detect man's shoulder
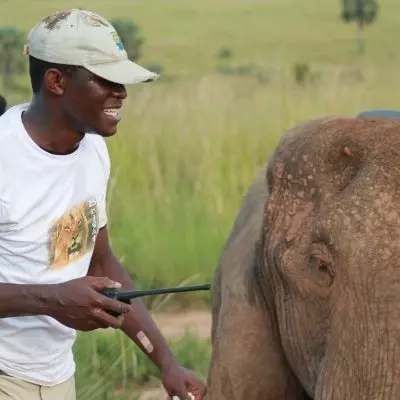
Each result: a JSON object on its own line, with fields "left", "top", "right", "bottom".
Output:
{"left": 84, "top": 133, "right": 109, "bottom": 160}
{"left": 83, "top": 133, "right": 110, "bottom": 176}
{"left": 85, "top": 132, "right": 108, "bottom": 148}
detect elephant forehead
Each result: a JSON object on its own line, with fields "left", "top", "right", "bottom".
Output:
{"left": 269, "top": 116, "right": 400, "bottom": 183}
{"left": 328, "top": 188, "right": 400, "bottom": 254}
{"left": 266, "top": 117, "right": 400, "bottom": 255}
{"left": 268, "top": 116, "right": 400, "bottom": 206}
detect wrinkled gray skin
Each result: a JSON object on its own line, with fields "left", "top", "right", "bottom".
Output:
{"left": 206, "top": 116, "right": 400, "bottom": 399}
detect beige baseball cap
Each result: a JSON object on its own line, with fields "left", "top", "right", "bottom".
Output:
{"left": 24, "top": 8, "right": 159, "bottom": 85}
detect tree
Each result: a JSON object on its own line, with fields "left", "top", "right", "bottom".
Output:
{"left": 0, "top": 27, "right": 26, "bottom": 92}
{"left": 341, "top": 0, "right": 378, "bottom": 54}
{"left": 110, "top": 18, "right": 144, "bottom": 62}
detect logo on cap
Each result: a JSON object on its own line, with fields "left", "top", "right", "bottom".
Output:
{"left": 111, "top": 31, "right": 125, "bottom": 51}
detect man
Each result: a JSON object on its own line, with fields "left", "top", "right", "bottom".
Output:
{"left": 0, "top": 8, "right": 206, "bottom": 400}
{"left": 0, "top": 95, "right": 6, "bottom": 116}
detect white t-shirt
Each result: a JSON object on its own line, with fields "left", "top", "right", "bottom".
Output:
{"left": 0, "top": 103, "right": 110, "bottom": 386}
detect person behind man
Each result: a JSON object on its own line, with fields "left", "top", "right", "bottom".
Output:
{"left": 0, "top": 8, "right": 206, "bottom": 400}
{"left": 0, "top": 95, "right": 6, "bottom": 116}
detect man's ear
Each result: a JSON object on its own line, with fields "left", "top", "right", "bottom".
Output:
{"left": 43, "top": 69, "right": 66, "bottom": 96}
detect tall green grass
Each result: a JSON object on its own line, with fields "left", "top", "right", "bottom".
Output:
{"left": 74, "top": 329, "right": 210, "bottom": 400}
{"left": 105, "top": 75, "right": 282, "bottom": 306}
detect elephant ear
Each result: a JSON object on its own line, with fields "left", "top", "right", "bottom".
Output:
{"left": 207, "top": 164, "right": 307, "bottom": 400}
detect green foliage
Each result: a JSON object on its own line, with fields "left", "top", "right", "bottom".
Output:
{"left": 216, "top": 46, "right": 233, "bottom": 60}
{"left": 110, "top": 18, "right": 144, "bottom": 61}
{"left": 293, "top": 62, "right": 320, "bottom": 86}
{"left": 0, "top": 27, "right": 26, "bottom": 92}
{"left": 293, "top": 62, "right": 310, "bottom": 85}
{"left": 144, "top": 62, "right": 164, "bottom": 75}
{"left": 341, "top": 0, "right": 378, "bottom": 24}
{"left": 340, "top": 0, "right": 379, "bottom": 53}
{"left": 215, "top": 46, "right": 270, "bottom": 85}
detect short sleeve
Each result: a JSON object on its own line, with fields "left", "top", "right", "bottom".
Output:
{"left": 98, "top": 188, "right": 108, "bottom": 229}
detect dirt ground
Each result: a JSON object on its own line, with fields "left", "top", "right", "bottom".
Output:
{"left": 151, "top": 308, "right": 211, "bottom": 340}
{"left": 138, "top": 308, "right": 212, "bottom": 400}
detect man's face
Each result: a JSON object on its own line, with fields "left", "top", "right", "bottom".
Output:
{"left": 49, "top": 67, "right": 127, "bottom": 137}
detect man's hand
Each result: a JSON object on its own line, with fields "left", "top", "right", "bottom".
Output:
{"left": 161, "top": 362, "right": 207, "bottom": 400}
{"left": 47, "top": 276, "right": 132, "bottom": 331}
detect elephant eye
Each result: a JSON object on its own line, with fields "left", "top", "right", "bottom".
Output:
{"left": 309, "top": 244, "right": 334, "bottom": 286}
{"left": 311, "top": 256, "right": 330, "bottom": 273}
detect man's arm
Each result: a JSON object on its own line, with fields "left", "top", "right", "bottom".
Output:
{"left": 0, "top": 277, "right": 132, "bottom": 331}
{"left": 0, "top": 283, "right": 56, "bottom": 317}
{"left": 87, "top": 225, "right": 178, "bottom": 371}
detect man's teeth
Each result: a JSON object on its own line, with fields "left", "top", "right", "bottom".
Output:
{"left": 104, "top": 109, "right": 119, "bottom": 116}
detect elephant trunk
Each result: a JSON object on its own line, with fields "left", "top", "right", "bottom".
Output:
{"left": 314, "top": 285, "right": 400, "bottom": 399}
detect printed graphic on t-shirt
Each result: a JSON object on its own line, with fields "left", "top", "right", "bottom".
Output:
{"left": 48, "top": 197, "right": 99, "bottom": 269}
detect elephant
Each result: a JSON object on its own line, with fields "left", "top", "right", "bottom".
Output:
{"left": 206, "top": 115, "right": 400, "bottom": 399}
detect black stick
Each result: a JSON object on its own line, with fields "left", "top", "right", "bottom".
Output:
{"left": 117, "top": 284, "right": 211, "bottom": 301}
{"left": 100, "top": 284, "right": 211, "bottom": 303}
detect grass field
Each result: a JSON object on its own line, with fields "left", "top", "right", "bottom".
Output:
{"left": 2, "top": 0, "right": 400, "bottom": 397}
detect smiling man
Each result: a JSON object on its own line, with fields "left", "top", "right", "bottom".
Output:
{"left": 0, "top": 8, "right": 206, "bottom": 400}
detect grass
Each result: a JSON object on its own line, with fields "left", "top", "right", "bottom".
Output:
{"left": 74, "top": 329, "right": 211, "bottom": 400}
{"left": 2, "top": 0, "right": 400, "bottom": 397}
{"left": 104, "top": 75, "right": 283, "bottom": 306}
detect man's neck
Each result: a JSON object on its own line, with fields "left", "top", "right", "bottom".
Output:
{"left": 22, "top": 97, "right": 84, "bottom": 155}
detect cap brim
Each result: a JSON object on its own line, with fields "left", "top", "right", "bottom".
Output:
{"left": 84, "top": 59, "right": 159, "bottom": 85}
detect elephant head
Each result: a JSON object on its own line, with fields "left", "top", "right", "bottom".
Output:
{"left": 206, "top": 116, "right": 400, "bottom": 399}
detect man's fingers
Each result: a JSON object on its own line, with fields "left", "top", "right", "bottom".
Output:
{"left": 171, "top": 386, "right": 191, "bottom": 400}
{"left": 168, "top": 385, "right": 190, "bottom": 400}
{"left": 89, "top": 277, "right": 131, "bottom": 315}
{"left": 90, "top": 307, "right": 126, "bottom": 329}
{"left": 89, "top": 276, "right": 122, "bottom": 291}
{"left": 99, "top": 296, "right": 132, "bottom": 315}
{"left": 170, "top": 394, "right": 191, "bottom": 400}
{"left": 181, "top": 372, "right": 206, "bottom": 398}
{"left": 188, "top": 379, "right": 207, "bottom": 397}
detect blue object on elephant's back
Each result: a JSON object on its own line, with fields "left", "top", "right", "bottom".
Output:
{"left": 357, "top": 110, "right": 400, "bottom": 119}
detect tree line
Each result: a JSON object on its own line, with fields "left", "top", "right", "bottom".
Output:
{"left": 0, "top": 2, "right": 380, "bottom": 109}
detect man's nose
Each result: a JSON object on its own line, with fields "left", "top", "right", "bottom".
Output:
{"left": 112, "top": 84, "right": 127, "bottom": 99}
